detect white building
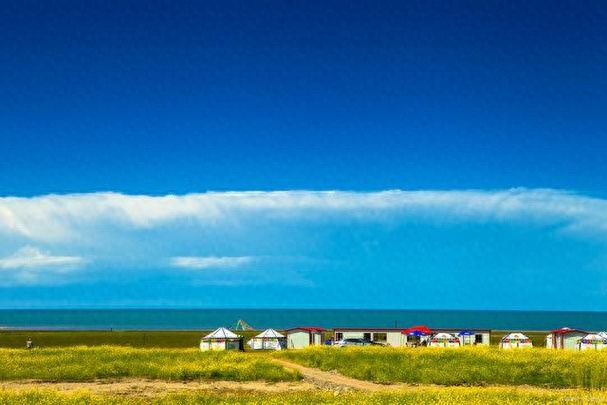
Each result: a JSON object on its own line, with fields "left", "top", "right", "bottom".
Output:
{"left": 333, "top": 328, "right": 402, "bottom": 346}
{"left": 286, "top": 327, "right": 325, "bottom": 349}
{"left": 333, "top": 327, "right": 490, "bottom": 347}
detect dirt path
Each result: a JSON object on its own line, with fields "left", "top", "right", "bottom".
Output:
{"left": 0, "top": 360, "right": 403, "bottom": 395}
{"left": 271, "top": 358, "right": 404, "bottom": 392}
{"left": 0, "top": 360, "right": 590, "bottom": 397}
{"left": 0, "top": 379, "right": 315, "bottom": 396}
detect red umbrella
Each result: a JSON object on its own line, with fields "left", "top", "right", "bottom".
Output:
{"left": 401, "top": 325, "right": 432, "bottom": 336}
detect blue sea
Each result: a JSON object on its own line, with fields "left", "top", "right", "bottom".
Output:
{"left": 1, "top": 309, "right": 607, "bottom": 331}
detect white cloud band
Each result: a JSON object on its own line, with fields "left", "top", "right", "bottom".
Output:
{"left": 1, "top": 189, "right": 607, "bottom": 243}
{"left": 0, "top": 246, "right": 86, "bottom": 286}
{"left": 170, "top": 256, "right": 255, "bottom": 270}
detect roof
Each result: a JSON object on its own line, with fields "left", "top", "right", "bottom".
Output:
{"left": 431, "top": 332, "right": 456, "bottom": 339}
{"left": 581, "top": 334, "right": 607, "bottom": 342}
{"left": 551, "top": 327, "right": 587, "bottom": 335}
{"left": 501, "top": 332, "right": 529, "bottom": 340}
{"left": 333, "top": 327, "right": 403, "bottom": 332}
{"left": 254, "top": 328, "right": 285, "bottom": 339}
{"left": 202, "top": 327, "right": 239, "bottom": 340}
{"left": 333, "top": 327, "right": 490, "bottom": 333}
{"left": 286, "top": 327, "right": 326, "bottom": 332}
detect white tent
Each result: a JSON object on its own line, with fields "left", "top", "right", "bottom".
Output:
{"left": 500, "top": 332, "right": 533, "bottom": 349}
{"left": 578, "top": 334, "right": 607, "bottom": 351}
{"left": 247, "top": 328, "right": 286, "bottom": 350}
{"left": 599, "top": 332, "right": 607, "bottom": 339}
{"left": 429, "top": 332, "right": 461, "bottom": 348}
{"left": 200, "top": 327, "right": 241, "bottom": 351}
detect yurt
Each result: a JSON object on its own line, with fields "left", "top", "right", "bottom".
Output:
{"left": 247, "top": 328, "right": 286, "bottom": 350}
{"left": 500, "top": 332, "right": 533, "bottom": 349}
{"left": 429, "top": 332, "right": 461, "bottom": 348}
{"left": 200, "top": 327, "right": 242, "bottom": 351}
{"left": 578, "top": 334, "right": 607, "bottom": 351}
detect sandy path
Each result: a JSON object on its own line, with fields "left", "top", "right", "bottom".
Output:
{"left": 0, "top": 360, "right": 590, "bottom": 398}
{"left": 0, "top": 379, "right": 315, "bottom": 396}
{"left": 271, "top": 358, "right": 404, "bottom": 392}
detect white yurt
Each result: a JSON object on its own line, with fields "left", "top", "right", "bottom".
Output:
{"left": 578, "top": 334, "right": 607, "bottom": 351}
{"left": 429, "top": 332, "right": 461, "bottom": 348}
{"left": 545, "top": 334, "right": 553, "bottom": 349}
{"left": 247, "top": 328, "right": 286, "bottom": 350}
{"left": 200, "top": 327, "right": 241, "bottom": 351}
{"left": 500, "top": 332, "right": 533, "bottom": 349}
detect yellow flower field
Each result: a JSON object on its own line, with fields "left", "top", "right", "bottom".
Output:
{"left": 0, "top": 346, "right": 299, "bottom": 382}
{"left": 278, "top": 346, "right": 607, "bottom": 388}
{"left": 1, "top": 386, "right": 605, "bottom": 404}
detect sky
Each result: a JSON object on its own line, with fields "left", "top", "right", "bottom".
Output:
{"left": 1, "top": 1, "right": 606, "bottom": 309}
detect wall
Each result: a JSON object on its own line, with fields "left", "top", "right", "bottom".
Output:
{"left": 287, "top": 331, "right": 309, "bottom": 349}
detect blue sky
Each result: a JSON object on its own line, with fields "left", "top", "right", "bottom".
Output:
{"left": 1, "top": 1, "right": 606, "bottom": 309}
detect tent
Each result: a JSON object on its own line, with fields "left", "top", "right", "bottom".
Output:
{"left": 429, "top": 332, "right": 461, "bottom": 348}
{"left": 578, "top": 334, "right": 607, "bottom": 351}
{"left": 500, "top": 332, "right": 533, "bottom": 349}
{"left": 232, "top": 319, "right": 254, "bottom": 331}
{"left": 200, "top": 327, "right": 242, "bottom": 351}
{"left": 247, "top": 328, "right": 286, "bottom": 350}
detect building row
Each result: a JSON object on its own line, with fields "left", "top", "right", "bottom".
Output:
{"left": 200, "top": 325, "right": 607, "bottom": 351}
{"left": 199, "top": 325, "right": 491, "bottom": 350}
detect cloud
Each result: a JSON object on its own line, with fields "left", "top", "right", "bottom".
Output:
{"left": 0, "top": 246, "right": 86, "bottom": 285}
{"left": 0, "top": 246, "right": 85, "bottom": 269}
{"left": 170, "top": 256, "right": 255, "bottom": 270}
{"left": 1, "top": 189, "right": 607, "bottom": 243}
{"left": 1, "top": 189, "right": 607, "bottom": 288}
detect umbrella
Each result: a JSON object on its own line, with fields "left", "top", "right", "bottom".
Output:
{"left": 401, "top": 325, "right": 432, "bottom": 336}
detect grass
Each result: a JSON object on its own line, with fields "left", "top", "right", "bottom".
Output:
{"left": 277, "top": 346, "right": 607, "bottom": 389}
{"left": 0, "top": 330, "right": 260, "bottom": 349}
{"left": 0, "top": 329, "right": 550, "bottom": 349}
{"left": 0, "top": 387, "right": 605, "bottom": 404}
{"left": 0, "top": 346, "right": 299, "bottom": 382}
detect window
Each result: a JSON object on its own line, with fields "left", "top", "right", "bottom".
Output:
{"left": 335, "top": 332, "right": 343, "bottom": 341}
{"left": 475, "top": 334, "right": 484, "bottom": 344}
{"left": 363, "top": 332, "right": 372, "bottom": 341}
{"left": 373, "top": 333, "right": 387, "bottom": 342}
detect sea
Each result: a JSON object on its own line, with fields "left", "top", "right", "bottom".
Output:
{"left": 1, "top": 309, "right": 607, "bottom": 331}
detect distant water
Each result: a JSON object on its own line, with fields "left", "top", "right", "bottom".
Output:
{"left": 1, "top": 309, "right": 607, "bottom": 331}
